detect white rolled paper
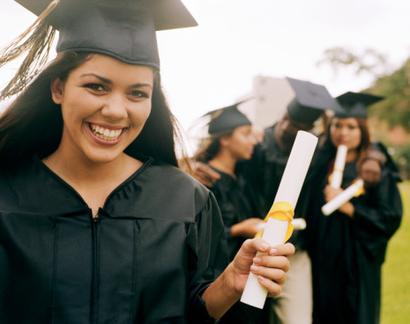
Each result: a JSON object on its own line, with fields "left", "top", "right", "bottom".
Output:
{"left": 256, "top": 218, "right": 307, "bottom": 231}
{"left": 322, "top": 179, "right": 364, "bottom": 216}
{"left": 292, "top": 218, "right": 307, "bottom": 230}
{"left": 330, "top": 145, "right": 347, "bottom": 188}
{"left": 240, "top": 131, "right": 318, "bottom": 309}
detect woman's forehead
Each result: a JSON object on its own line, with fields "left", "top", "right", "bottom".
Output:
{"left": 332, "top": 117, "right": 359, "bottom": 125}
{"left": 70, "top": 54, "right": 155, "bottom": 83}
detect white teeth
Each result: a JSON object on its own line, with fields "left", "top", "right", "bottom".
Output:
{"left": 89, "top": 124, "right": 123, "bottom": 141}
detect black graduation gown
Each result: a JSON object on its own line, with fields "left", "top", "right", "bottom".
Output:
{"left": 207, "top": 167, "right": 269, "bottom": 324}
{"left": 207, "top": 168, "right": 256, "bottom": 260}
{"left": 0, "top": 156, "right": 228, "bottom": 324}
{"left": 307, "top": 152, "right": 403, "bottom": 324}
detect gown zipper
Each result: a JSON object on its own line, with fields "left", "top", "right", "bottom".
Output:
{"left": 90, "top": 212, "right": 100, "bottom": 324}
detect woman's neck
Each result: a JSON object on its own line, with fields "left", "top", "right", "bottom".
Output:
{"left": 346, "top": 149, "right": 358, "bottom": 163}
{"left": 209, "top": 151, "right": 237, "bottom": 176}
{"left": 42, "top": 144, "right": 139, "bottom": 189}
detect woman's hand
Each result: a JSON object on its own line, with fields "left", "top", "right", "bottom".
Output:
{"left": 360, "top": 159, "right": 382, "bottom": 186}
{"left": 191, "top": 161, "right": 220, "bottom": 187}
{"left": 202, "top": 239, "right": 294, "bottom": 319}
{"left": 324, "top": 185, "right": 343, "bottom": 202}
{"left": 230, "top": 218, "right": 264, "bottom": 238}
{"left": 226, "top": 239, "right": 294, "bottom": 297}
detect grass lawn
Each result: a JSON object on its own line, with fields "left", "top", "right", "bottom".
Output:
{"left": 382, "top": 181, "right": 410, "bottom": 323}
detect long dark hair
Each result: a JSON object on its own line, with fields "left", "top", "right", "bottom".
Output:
{"left": 0, "top": 51, "right": 180, "bottom": 167}
{"left": 194, "top": 130, "right": 235, "bottom": 163}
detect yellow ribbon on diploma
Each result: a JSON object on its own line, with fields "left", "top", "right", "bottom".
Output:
{"left": 255, "top": 201, "right": 294, "bottom": 241}
{"left": 353, "top": 179, "right": 365, "bottom": 197}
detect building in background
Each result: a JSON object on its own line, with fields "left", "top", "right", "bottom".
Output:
{"left": 240, "top": 76, "right": 291, "bottom": 129}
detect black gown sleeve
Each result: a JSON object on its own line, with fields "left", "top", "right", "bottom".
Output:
{"left": 186, "top": 192, "right": 229, "bottom": 323}
{"left": 208, "top": 183, "right": 232, "bottom": 239}
{"left": 353, "top": 169, "right": 403, "bottom": 263}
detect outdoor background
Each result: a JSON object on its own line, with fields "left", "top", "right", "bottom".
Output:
{"left": 382, "top": 181, "right": 409, "bottom": 323}
{"left": 0, "top": 1, "right": 408, "bottom": 322}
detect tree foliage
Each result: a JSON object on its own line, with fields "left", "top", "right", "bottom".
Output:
{"left": 318, "top": 47, "right": 410, "bottom": 131}
{"left": 317, "top": 47, "right": 389, "bottom": 77}
{"left": 367, "top": 58, "right": 410, "bottom": 132}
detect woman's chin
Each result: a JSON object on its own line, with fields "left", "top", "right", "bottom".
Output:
{"left": 81, "top": 148, "right": 123, "bottom": 164}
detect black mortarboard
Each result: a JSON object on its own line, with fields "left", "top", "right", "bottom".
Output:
{"left": 335, "top": 92, "right": 384, "bottom": 118}
{"left": 15, "top": 0, "right": 197, "bottom": 70}
{"left": 286, "top": 77, "right": 343, "bottom": 124}
{"left": 204, "top": 100, "right": 252, "bottom": 136}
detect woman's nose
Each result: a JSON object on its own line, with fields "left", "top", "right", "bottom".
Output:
{"left": 100, "top": 94, "right": 128, "bottom": 120}
{"left": 340, "top": 126, "right": 349, "bottom": 136}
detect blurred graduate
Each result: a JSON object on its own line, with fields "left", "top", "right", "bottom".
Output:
{"left": 305, "top": 92, "right": 403, "bottom": 324}
{"left": 193, "top": 78, "right": 342, "bottom": 324}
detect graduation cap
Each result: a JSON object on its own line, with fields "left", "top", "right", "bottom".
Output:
{"left": 286, "top": 77, "right": 343, "bottom": 125}
{"left": 204, "top": 99, "right": 252, "bottom": 136}
{"left": 14, "top": 0, "right": 197, "bottom": 69}
{"left": 335, "top": 92, "right": 384, "bottom": 118}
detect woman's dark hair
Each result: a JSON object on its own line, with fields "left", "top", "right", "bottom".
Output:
{"left": 194, "top": 131, "right": 233, "bottom": 163}
{"left": 0, "top": 51, "right": 181, "bottom": 167}
{"left": 321, "top": 116, "right": 371, "bottom": 164}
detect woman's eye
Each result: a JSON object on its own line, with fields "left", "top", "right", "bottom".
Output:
{"left": 85, "top": 83, "right": 106, "bottom": 92}
{"left": 129, "top": 90, "right": 149, "bottom": 99}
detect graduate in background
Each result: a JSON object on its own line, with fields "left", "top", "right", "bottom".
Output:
{"left": 195, "top": 101, "right": 262, "bottom": 261}
{"left": 238, "top": 79, "right": 342, "bottom": 324}
{"left": 193, "top": 78, "right": 343, "bottom": 324}
{"left": 195, "top": 101, "right": 269, "bottom": 324}
{"left": 0, "top": 1, "right": 294, "bottom": 323}
{"left": 306, "top": 92, "right": 403, "bottom": 324}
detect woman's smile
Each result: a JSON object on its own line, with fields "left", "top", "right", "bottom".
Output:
{"left": 86, "top": 122, "right": 128, "bottom": 145}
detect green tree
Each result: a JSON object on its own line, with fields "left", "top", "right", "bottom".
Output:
{"left": 367, "top": 59, "right": 410, "bottom": 132}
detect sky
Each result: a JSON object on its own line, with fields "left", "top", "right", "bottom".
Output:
{"left": 1, "top": 0, "right": 410, "bottom": 134}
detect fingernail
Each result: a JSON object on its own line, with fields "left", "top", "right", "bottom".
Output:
{"left": 250, "top": 265, "right": 259, "bottom": 272}
{"left": 253, "top": 257, "right": 262, "bottom": 264}
{"left": 269, "top": 248, "right": 278, "bottom": 255}
{"left": 257, "top": 275, "right": 267, "bottom": 283}
{"left": 260, "top": 242, "right": 269, "bottom": 250}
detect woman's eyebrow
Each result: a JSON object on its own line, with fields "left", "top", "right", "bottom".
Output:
{"left": 80, "top": 73, "right": 152, "bottom": 89}
{"left": 80, "top": 73, "right": 111, "bottom": 84}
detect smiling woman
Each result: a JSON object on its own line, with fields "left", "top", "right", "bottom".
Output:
{"left": 305, "top": 92, "right": 403, "bottom": 324}
{"left": 0, "top": 1, "right": 294, "bottom": 323}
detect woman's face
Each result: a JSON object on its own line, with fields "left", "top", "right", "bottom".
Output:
{"left": 51, "top": 54, "right": 154, "bottom": 164}
{"left": 277, "top": 114, "right": 314, "bottom": 149}
{"left": 221, "top": 125, "right": 256, "bottom": 161}
{"left": 329, "top": 117, "right": 362, "bottom": 150}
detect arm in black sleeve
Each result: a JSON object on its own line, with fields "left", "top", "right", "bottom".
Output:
{"left": 187, "top": 192, "right": 228, "bottom": 323}
{"left": 353, "top": 170, "right": 403, "bottom": 262}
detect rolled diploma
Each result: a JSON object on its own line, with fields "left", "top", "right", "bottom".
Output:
{"left": 240, "top": 130, "right": 318, "bottom": 309}
{"left": 321, "top": 179, "right": 364, "bottom": 216}
{"left": 330, "top": 145, "right": 347, "bottom": 188}
{"left": 291, "top": 218, "right": 306, "bottom": 230}
{"left": 256, "top": 218, "right": 306, "bottom": 231}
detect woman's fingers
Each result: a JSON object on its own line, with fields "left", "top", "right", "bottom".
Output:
{"left": 238, "top": 239, "right": 295, "bottom": 260}
{"left": 192, "top": 162, "right": 221, "bottom": 186}
{"left": 268, "top": 242, "right": 295, "bottom": 257}
{"left": 240, "top": 240, "right": 294, "bottom": 297}
{"left": 256, "top": 275, "right": 283, "bottom": 297}
{"left": 250, "top": 265, "right": 287, "bottom": 284}
{"left": 253, "top": 254, "right": 290, "bottom": 273}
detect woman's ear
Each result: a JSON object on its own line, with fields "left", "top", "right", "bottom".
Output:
{"left": 50, "top": 79, "right": 65, "bottom": 104}
{"left": 219, "top": 135, "right": 231, "bottom": 147}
